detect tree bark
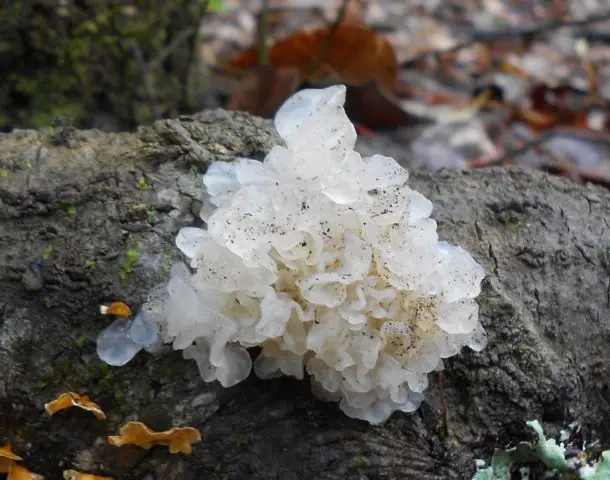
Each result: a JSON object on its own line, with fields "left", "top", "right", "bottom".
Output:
{"left": 1, "top": 110, "right": 609, "bottom": 479}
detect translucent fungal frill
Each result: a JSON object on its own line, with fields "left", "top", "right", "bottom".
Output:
{"left": 124, "top": 85, "right": 487, "bottom": 424}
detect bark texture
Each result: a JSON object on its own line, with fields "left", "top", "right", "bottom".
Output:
{"left": 0, "top": 110, "right": 609, "bottom": 480}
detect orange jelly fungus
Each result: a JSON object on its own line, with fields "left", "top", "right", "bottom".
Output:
{"left": 44, "top": 392, "right": 106, "bottom": 420}
{"left": 108, "top": 421, "right": 201, "bottom": 454}
{"left": 7, "top": 463, "right": 44, "bottom": 480}
{"left": 63, "top": 469, "right": 114, "bottom": 480}
{"left": 99, "top": 301, "right": 132, "bottom": 318}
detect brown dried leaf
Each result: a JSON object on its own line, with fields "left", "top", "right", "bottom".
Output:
{"left": 227, "top": 66, "right": 302, "bottom": 117}
{"left": 222, "top": 24, "right": 398, "bottom": 90}
{"left": 345, "top": 81, "right": 431, "bottom": 129}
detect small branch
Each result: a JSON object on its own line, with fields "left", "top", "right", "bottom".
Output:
{"left": 401, "top": 11, "right": 610, "bottom": 68}
{"left": 310, "top": 0, "right": 349, "bottom": 79}
{"left": 486, "top": 132, "right": 554, "bottom": 166}
{"left": 147, "top": 26, "right": 198, "bottom": 72}
{"left": 470, "top": 11, "right": 610, "bottom": 42}
{"left": 542, "top": 161, "right": 610, "bottom": 189}
{"left": 181, "top": 0, "right": 211, "bottom": 112}
{"left": 130, "top": 42, "right": 161, "bottom": 119}
{"left": 257, "top": 0, "right": 270, "bottom": 67}
{"left": 471, "top": 127, "right": 610, "bottom": 168}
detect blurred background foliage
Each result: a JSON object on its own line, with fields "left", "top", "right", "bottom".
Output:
{"left": 0, "top": 0, "right": 217, "bottom": 132}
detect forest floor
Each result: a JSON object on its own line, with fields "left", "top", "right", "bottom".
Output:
{"left": 200, "top": 0, "right": 610, "bottom": 186}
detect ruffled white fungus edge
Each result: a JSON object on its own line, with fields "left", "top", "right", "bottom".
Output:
{"left": 134, "top": 85, "right": 487, "bottom": 424}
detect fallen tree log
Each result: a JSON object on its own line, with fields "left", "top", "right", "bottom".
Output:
{"left": 0, "top": 110, "right": 609, "bottom": 479}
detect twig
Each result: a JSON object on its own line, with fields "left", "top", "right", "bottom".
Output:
{"left": 542, "top": 162, "right": 610, "bottom": 189}
{"left": 471, "top": 127, "right": 610, "bottom": 167}
{"left": 140, "top": 1, "right": 209, "bottom": 114}
{"left": 147, "top": 26, "right": 198, "bottom": 72}
{"left": 181, "top": 0, "right": 211, "bottom": 112}
{"left": 401, "top": 11, "right": 610, "bottom": 68}
{"left": 470, "top": 11, "right": 610, "bottom": 42}
{"left": 130, "top": 42, "right": 161, "bottom": 119}
{"left": 257, "top": 0, "right": 270, "bottom": 67}
{"left": 485, "top": 132, "right": 554, "bottom": 166}
{"left": 309, "top": 0, "right": 349, "bottom": 78}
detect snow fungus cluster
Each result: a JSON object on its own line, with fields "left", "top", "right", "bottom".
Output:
{"left": 98, "top": 85, "right": 487, "bottom": 424}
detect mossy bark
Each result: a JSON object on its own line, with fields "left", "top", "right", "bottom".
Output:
{"left": 0, "top": 111, "right": 609, "bottom": 479}
{"left": 0, "top": 1, "right": 212, "bottom": 132}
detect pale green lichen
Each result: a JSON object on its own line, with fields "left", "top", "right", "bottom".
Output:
{"left": 120, "top": 243, "right": 140, "bottom": 286}
{"left": 586, "top": 451, "right": 610, "bottom": 479}
{"left": 473, "top": 420, "right": 609, "bottom": 479}
{"left": 60, "top": 202, "right": 77, "bottom": 217}
{"left": 84, "top": 259, "right": 96, "bottom": 272}
{"left": 74, "top": 335, "right": 87, "bottom": 349}
{"left": 527, "top": 420, "right": 571, "bottom": 471}
{"left": 42, "top": 245, "right": 54, "bottom": 261}
{"left": 136, "top": 176, "right": 150, "bottom": 190}
{"left": 43, "top": 296, "right": 52, "bottom": 309}
{"left": 234, "top": 434, "right": 254, "bottom": 451}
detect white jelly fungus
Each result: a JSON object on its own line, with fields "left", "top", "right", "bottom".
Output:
{"left": 96, "top": 312, "right": 159, "bottom": 366}
{"left": 99, "top": 85, "right": 487, "bottom": 424}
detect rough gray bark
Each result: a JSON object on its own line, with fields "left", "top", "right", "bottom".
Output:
{"left": 0, "top": 110, "right": 609, "bottom": 480}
